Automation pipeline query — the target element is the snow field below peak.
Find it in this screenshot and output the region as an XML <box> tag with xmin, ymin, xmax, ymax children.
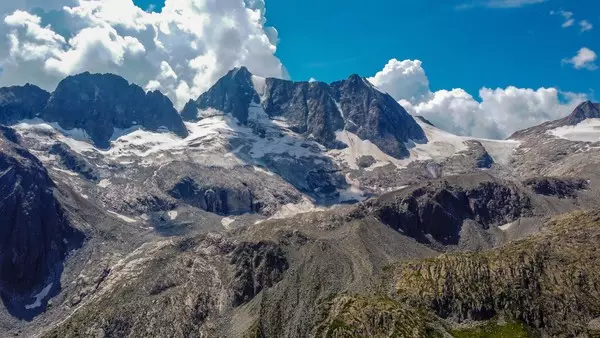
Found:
<box><xmin>548</xmin><ymin>118</ymin><xmax>600</xmax><ymax>143</ymax></box>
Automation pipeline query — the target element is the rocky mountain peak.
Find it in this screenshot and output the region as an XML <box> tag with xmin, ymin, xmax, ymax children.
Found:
<box><xmin>230</xmin><ymin>66</ymin><xmax>253</xmax><ymax>79</ymax></box>
<box><xmin>181</xmin><ymin>66</ymin><xmax>259</xmax><ymax>123</ymax></box>
<box><xmin>183</xmin><ymin>67</ymin><xmax>427</xmax><ymax>158</ymax></box>
<box><xmin>330</xmin><ymin>73</ymin><xmax>427</xmax><ymax>158</ymax></box>
<box><xmin>346</xmin><ymin>73</ymin><xmax>364</xmax><ymax>83</ymax></box>
<box><xmin>41</xmin><ymin>72</ymin><xmax>188</xmax><ymax>148</ymax></box>
<box><xmin>0</xmin><ymin>84</ymin><xmax>50</xmax><ymax>125</ymax></box>
<box><xmin>564</xmin><ymin>100</ymin><xmax>600</xmax><ymax>126</ymax></box>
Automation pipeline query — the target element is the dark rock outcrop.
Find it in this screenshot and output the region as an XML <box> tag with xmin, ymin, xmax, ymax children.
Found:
<box><xmin>168</xmin><ymin>176</ymin><xmax>256</xmax><ymax>215</ymax></box>
<box><xmin>0</xmin><ymin>132</ymin><xmax>84</xmax><ymax>315</ymax></box>
<box><xmin>523</xmin><ymin>177</ymin><xmax>588</xmax><ymax>199</ymax></box>
<box><xmin>365</xmin><ymin>176</ymin><xmax>532</xmax><ymax>245</ymax></box>
<box><xmin>0</xmin><ymin>125</ymin><xmax>21</xmax><ymax>144</ymax></box>
<box><xmin>42</xmin><ymin>72</ymin><xmax>188</xmax><ymax>148</ymax></box>
<box><xmin>0</xmin><ymin>84</ymin><xmax>50</xmax><ymax>124</ymax></box>
<box><xmin>163</xmin><ymin>164</ymin><xmax>304</xmax><ymax>216</ymax></box>
<box><xmin>229</xmin><ymin>241</ymin><xmax>288</xmax><ymax>306</ymax></box>
<box><xmin>356</xmin><ymin>155</ymin><xmax>377</xmax><ymax>168</ymax></box>
<box><xmin>49</xmin><ymin>143</ymin><xmax>98</xmax><ymax>181</ymax></box>
<box><xmin>463</xmin><ymin>141</ymin><xmax>494</xmax><ymax>169</ymax></box>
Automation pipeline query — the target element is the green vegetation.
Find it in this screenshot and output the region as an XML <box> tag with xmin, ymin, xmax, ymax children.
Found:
<box><xmin>313</xmin><ymin>294</ymin><xmax>444</xmax><ymax>338</ymax></box>
<box><xmin>391</xmin><ymin>210</ymin><xmax>600</xmax><ymax>337</ymax></box>
<box><xmin>451</xmin><ymin>320</ymin><xmax>533</xmax><ymax>338</ymax></box>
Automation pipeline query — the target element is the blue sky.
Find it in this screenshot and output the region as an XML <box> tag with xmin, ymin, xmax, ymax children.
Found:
<box><xmin>133</xmin><ymin>0</ymin><xmax>599</xmax><ymax>99</ymax></box>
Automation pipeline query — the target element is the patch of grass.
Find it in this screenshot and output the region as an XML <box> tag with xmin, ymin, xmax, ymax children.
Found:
<box><xmin>451</xmin><ymin>320</ymin><xmax>533</xmax><ymax>338</ymax></box>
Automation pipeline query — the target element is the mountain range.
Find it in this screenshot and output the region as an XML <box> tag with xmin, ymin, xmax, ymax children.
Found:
<box><xmin>0</xmin><ymin>68</ymin><xmax>600</xmax><ymax>337</ymax></box>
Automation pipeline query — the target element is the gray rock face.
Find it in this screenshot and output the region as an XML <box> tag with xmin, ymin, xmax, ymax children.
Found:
<box><xmin>182</xmin><ymin>67</ymin><xmax>258</xmax><ymax>124</ymax></box>
<box><xmin>330</xmin><ymin>74</ymin><xmax>427</xmax><ymax>158</ymax></box>
<box><xmin>561</xmin><ymin>101</ymin><xmax>600</xmax><ymax>126</ymax></box>
<box><xmin>49</xmin><ymin>143</ymin><xmax>98</xmax><ymax>181</ymax></box>
<box><xmin>161</xmin><ymin>163</ymin><xmax>303</xmax><ymax>216</ymax></box>
<box><xmin>507</xmin><ymin>100</ymin><xmax>600</xmax><ymax>181</ymax></box>
<box><xmin>182</xmin><ymin>67</ymin><xmax>426</xmax><ymax>158</ymax></box>
<box><xmin>364</xmin><ymin>174</ymin><xmax>532</xmax><ymax>245</ymax></box>
<box><xmin>262</xmin><ymin>78</ymin><xmax>346</xmax><ymax>149</ymax></box>
<box><xmin>229</xmin><ymin>241</ymin><xmax>288</xmax><ymax>307</ymax></box>
<box><xmin>169</xmin><ymin>176</ymin><xmax>256</xmax><ymax>215</ymax></box>
<box><xmin>42</xmin><ymin>72</ymin><xmax>188</xmax><ymax>148</ymax></box>
<box><xmin>0</xmin><ymin>84</ymin><xmax>50</xmax><ymax>124</ymax></box>
<box><xmin>0</xmin><ymin>132</ymin><xmax>84</xmax><ymax>316</ymax></box>
<box><xmin>523</xmin><ymin>177</ymin><xmax>588</xmax><ymax>199</ymax></box>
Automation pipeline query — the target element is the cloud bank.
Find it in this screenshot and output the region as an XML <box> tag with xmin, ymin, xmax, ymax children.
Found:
<box><xmin>0</xmin><ymin>0</ymin><xmax>286</xmax><ymax>109</ymax></box>
<box><xmin>368</xmin><ymin>59</ymin><xmax>587</xmax><ymax>139</ymax></box>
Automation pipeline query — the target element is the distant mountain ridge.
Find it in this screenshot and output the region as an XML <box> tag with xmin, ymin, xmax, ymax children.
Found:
<box><xmin>510</xmin><ymin>100</ymin><xmax>600</xmax><ymax>140</ymax></box>
<box><xmin>183</xmin><ymin>67</ymin><xmax>427</xmax><ymax>158</ymax></box>
<box><xmin>0</xmin><ymin>73</ymin><xmax>188</xmax><ymax>148</ymax></box>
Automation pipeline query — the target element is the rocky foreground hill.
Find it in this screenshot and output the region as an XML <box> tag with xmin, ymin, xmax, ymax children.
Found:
<box><xmin>0</xmin><ymin>69</ymin><xmax>599</xmax><ymax>337</ymax></box>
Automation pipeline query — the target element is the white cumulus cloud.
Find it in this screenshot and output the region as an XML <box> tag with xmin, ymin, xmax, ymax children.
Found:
<box><xmin>579</xmin><ymin>20</ymin><xmax>593</xmax><ymax>32</ymax></box>
<box><xmin>485</xmin><ymin>0</ymin><xmax>547</xmax><ymax>8</ymax></box>
<box><xmin>369</xmin><ymin>59</ymin><xmax>587</xmax><ymax>139</ymax></box>
<box><xmin>550</xmin><ymin>10</ymin><xmax>575</xmax><ymax>28</ymax></box>
<box><xmin>367</xmin><ymin>59</ymin><xmax>430</xmax><ymax>104</ymax></box>
<box><xmin>563</xmin><ymin>47</ymin><xmax>598</xmax><ymax>71</ymax></box>
<box><xmin>0</xmin><ymin>0</ymin><xmax>287</xmax><ymax>109</ymax></box>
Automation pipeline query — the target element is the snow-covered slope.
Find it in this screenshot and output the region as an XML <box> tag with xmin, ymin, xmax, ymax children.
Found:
<box><xmin>548</xmin><ymin>118</ymin><xmax>600</xmax><ymax>143</ymax></box>
<box><xmin>328</xmin><ymin>119</ymin><xmax>520</xmax><ymax>170</ymax></box>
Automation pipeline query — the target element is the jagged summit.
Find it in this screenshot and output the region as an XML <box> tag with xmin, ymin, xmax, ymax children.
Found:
<box><xmin>181</xmin><ymin>66</ymin><xmax>259</xmax><ymax>124</ymax></box>
<box><xmin>563</xmin><ymin>100</ymin><xmax>600</xmax><ymax>126</ymax></box>
<box><xmin>43</xmin><ymin>72</ymin><xmax>189</xmax><ymax>148</ymax></box>
<box><xmin>509</xmin><ymin>100</ymin><xmax>600</xmax><ymax>140</ymax></box>
<box><xmin>0</xmin><ymin>72</ymin><xmax>189</xmax><ymax>148</ymax></box>
<box><xmin>0</xmin><ymin>84</ymin><xmax>50</xmax><ymax>125</ymax></box>
<box><xmin>182</xmin><ymin>67</ymin><xmax>427</xmax><ymax>158</ymax></box>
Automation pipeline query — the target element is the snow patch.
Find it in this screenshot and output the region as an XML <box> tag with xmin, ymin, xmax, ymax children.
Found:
<box><xmin>548</xmin><ymin>119</ymin><xmax>600</xmax><ymax>143</ymax></box>
<box><xmin>270</xmin><ymin>198</ymin><xmax>323</xmax><ymax>220</ymax></box>
<box><xmin>107</xmin><ymin>210</ymin><xmax>137</xmax><ymax>223</ymax></box>
<box><xmin>330</xmin><ymin>130</ymin><xmax>402</xmax><ymax>170</ymax></box>
<box><xmin>499</xmin><ymin>221</ymin><xmax>515</xmax><ymax>231</ymax></box>
<box><xmin>330</xmin><ymin>119</ymin><xmax>520</xmax><ymax>170</ymax></box>
<box><xmin>476</xmin><ymin>139</ymin><xmax>521</xmax><ymax>166</ymax></box>
<box><xmin>52</xmin><ymin>167</ymin><xmax>79</xmax><ymax>176</ymax></box>
<box><xmin>248</xmin><ymin>101</ymin><xmax>270</xmax><ymax>125</ymax></box>
<box><xmin>25</xmin><ymin>283</ymin><xmax>53</xmax><ymax>310</ymax></box>
<box><xmin>251</xmin><ymin>75</ymin><xmax>267</xmax><ymax>97</ymax></box>
<box><xmin>334</xmin><ymin>99</ymin><xmax>345</xmax><ymax>120</ymax></box>
<box><xmin>413</xmin><ymin>119</ymin><xmax>520</xmax><ymax>167</ymax></box>
<box><xmin>253</xmin><ymin>166</ymin><xmax>275</xmax><ymax>176</ymax></box>
<box><xmin>221</xmin><ymin>217</ymin><xmax>235</xmax><ymax>229</ymax></box>
<box><xmin>339</xmin><ymin>173</ymin><xmax>367</xmax><ymax>202</ymax></box>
